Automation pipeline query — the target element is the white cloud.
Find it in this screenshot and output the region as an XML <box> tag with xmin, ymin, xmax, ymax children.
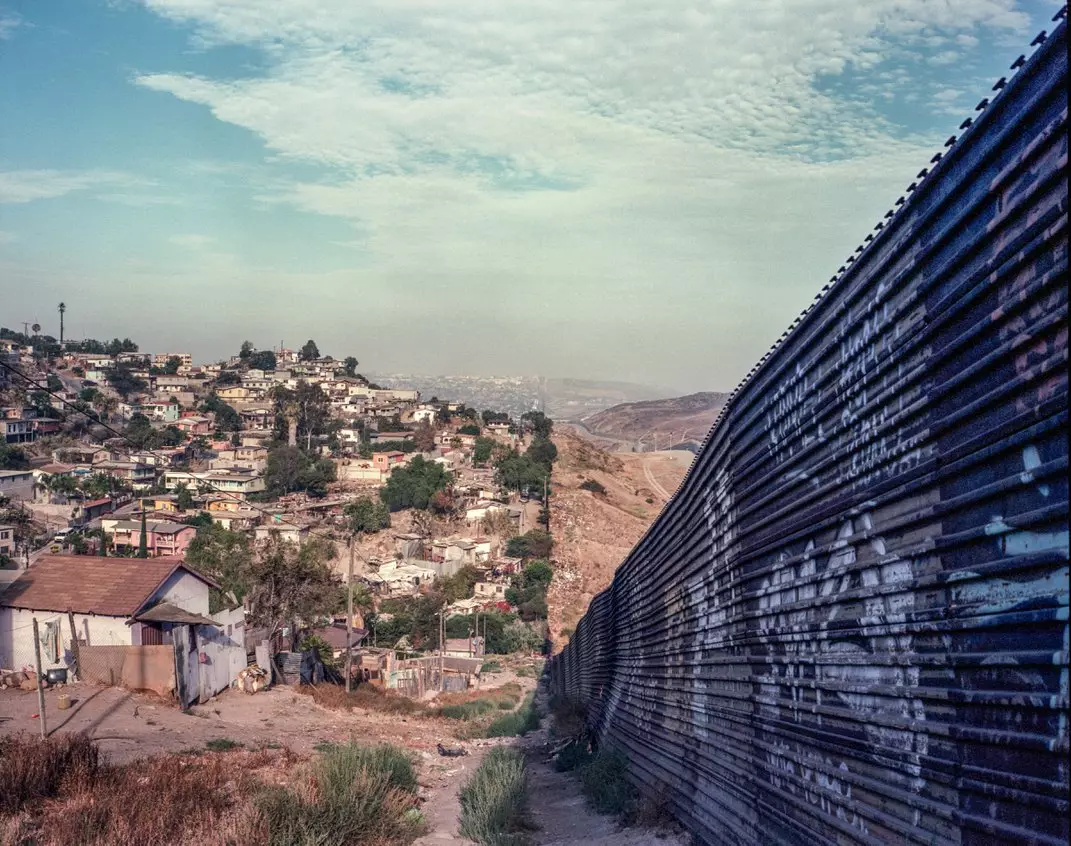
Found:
<box><xmin>119</xmin><ymin>0</ymin><xmax>1039</xmax><ymax>386</ymax></box>
<box><xmin>0</xmin><ymin>10</ymin><xmax>21</xmax><ymax>40</ymax></box>
<box><xmin>0</xmin><ymin>230</ymin><xmax>17</xmax><ymax>244</ymax></box>
<box><xmin>0</xmin><ymin>169</ymin><xmax>136</xmax><ymax>204</ymax></box>
<box><xmin>169</xmin><ymin>233</ymin><xmax>216</xmax><ymax>248</ymax></box>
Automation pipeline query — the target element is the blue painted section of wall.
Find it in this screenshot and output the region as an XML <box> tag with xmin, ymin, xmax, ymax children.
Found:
<box><xmin>549</xmin><ymin>20</ymin><xmax>1068</xmax><ymax>846</ymax></box>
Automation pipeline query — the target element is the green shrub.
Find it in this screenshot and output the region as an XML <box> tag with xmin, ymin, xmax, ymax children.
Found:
<box><xmin>459</xmin><ymin>747</ymin><xmax>530</xmax><ymax>845</ymax></box>
<box><xmin>257</xmin><ymin>742</ymin><xmax>422</xmax><ymax>846</ymax></box>
<box><xmin>579</xmin><ymin>748</ymin><xmax>636</xmax><ymax>816</ymax></box>
<box><xmin>484</xmin><ymin>694</ymin><xmax>541</xmax><ymax>738</ymax></box>
<box><xmin>204</xmin><ymin>738</ymin><xmax>243</xmax><ymax>752</ymax></box>
<box><xmin>480</xmin><ymin>660</ymin><xmax>502</xmax><ymax>673</ymax></box>
<box><xmin>579</xmin><ymin>479</ymin><xmax>606</xmax><ymax>495</ymax></box>
<box><xmin>553</xmin><ymin>741</ymin><xmax>592</xmax><ymax>773</ymax></box>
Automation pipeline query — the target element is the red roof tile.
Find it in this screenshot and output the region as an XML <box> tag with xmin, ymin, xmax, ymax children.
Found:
<box><xmin>0</xmin><ymin>555</ymin><xmax>213</xmax><ymax>617</ymax></box>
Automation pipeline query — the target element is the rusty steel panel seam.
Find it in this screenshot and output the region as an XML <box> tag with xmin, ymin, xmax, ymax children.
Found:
<box><xmin>549</xmin><ymin>17</ymin><xmax>1068</xmax><ymax>846</ymax></box>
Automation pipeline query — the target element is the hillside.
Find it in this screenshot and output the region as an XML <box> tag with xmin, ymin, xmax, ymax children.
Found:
<box><xmin>578</xmin><ymin>391</ymin><xmax>730</xmax><ymax>450</ymax></box>
<box><xmin>547</xmin><ymin>431</ymin><xmax>691</xmax><ymax>650</ymax></box>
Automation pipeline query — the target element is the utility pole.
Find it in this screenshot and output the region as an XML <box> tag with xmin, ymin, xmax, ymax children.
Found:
<box><xmin>345</xmin><ymin>535</ymin><xmax>355</xmax><ymax>694</ymax></box>
<box><xmin>32</xmin><ymin>618</ymin><xmax>47</xmax><ymax>739</ymax></box>
<box><xmin>438</xmin><ymin>609</ymin><xmax>445</xmax><ymax>692</ymax></box>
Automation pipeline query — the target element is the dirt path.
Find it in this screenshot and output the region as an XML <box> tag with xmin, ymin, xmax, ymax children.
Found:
<box><xmin>643</xmin><ymin>458</ymin><xmax>671</xmax><ymax>500</ymax></box>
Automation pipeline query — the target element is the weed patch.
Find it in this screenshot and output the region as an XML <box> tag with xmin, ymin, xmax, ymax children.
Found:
<box><xmin>297</xmin><ymin>682</ymin><xmax>423</xmax><ymax>715</ymax></box>
<box><xmin>579</xmin><ymin>748</ymin><xmax>636</xmax><ymax>816</ymax></box>
<box><xmin>483</xmin><ymin>694</ymin><xmax>541</xmax><ymax>738</ymax></box>
<box><xmin>205</xmin><ymin>738</ymin><xmax>244</xmax><ymax>752</ymax></box>
<box><xmin>256</xmin><ymin>741</ymin><xmax>423</xmax><ymax>846</ymax></box>
<box><xmin>0</xmin><ymin>733</ymin><xmax>100</xmax><ymax>814</ymax></box>
<box><xmin>459</xmin><ymin>747</ymin><xmax>530</xmax><ymax>846</ymax></box>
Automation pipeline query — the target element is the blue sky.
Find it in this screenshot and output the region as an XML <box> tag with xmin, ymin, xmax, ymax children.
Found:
<box><xmin>0</xmin><ymin>0</ymin><xmax>1059</xmax><ymax>392</ymax></box>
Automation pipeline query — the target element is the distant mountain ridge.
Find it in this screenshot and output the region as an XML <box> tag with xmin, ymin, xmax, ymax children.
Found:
<box><xmin>580</xmin><ymin>391</ymin><xmax>730</xmax><ymax>448</ymax></box>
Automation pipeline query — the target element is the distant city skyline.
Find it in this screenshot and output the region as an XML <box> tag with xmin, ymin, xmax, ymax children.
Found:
<box><xmin>1</xmin><ymin>1</ymin><xmax>1059</xmax><ymax>393</ymax></box>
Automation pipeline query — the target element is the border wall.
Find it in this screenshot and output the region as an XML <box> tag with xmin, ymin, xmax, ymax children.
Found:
<box><xmin>548</xmin><ymin>20</ymin><xmax>1068</xmax><ymax>846</ymax></box>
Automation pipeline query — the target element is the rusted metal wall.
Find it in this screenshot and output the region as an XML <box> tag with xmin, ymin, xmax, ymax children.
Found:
<box><xmin>549</xmin><ymin>19</ymin><xmax>1068</xmax><ymax>846</ymax></box>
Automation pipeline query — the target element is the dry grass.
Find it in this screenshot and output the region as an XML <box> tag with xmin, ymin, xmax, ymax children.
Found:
<box><xmin>0</xmin><ymin>735</ymin><xmax>289</xmax><ymax>845</ymax></box>
<box><xmin>296</xmin><ymin>682</ymin><xmax>424</xmax><ymax>715</ymax></box>
<box><xmin>0</xmin><ymin>733</ymin><xmax>421</xmax><ymax>846</ymax></box>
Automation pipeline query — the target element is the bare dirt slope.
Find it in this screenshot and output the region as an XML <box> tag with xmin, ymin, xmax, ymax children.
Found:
<box><xmin>548</xmin><ymin>432</ymin><xmax>690</xmax><ymax>649</ymax></box>
<box><xmin>580</xmin><ymin>391</ymin><xmax>730</xmax><ymax>450</ymax></box>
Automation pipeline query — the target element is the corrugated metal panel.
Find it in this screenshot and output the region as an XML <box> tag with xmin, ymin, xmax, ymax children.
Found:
<box><xmin>550</xmin><ymin>20</ymin><xmax>1068</xmax><ymax>846</ymax></box>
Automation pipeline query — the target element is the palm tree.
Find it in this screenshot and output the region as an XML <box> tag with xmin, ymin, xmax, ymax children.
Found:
<box><xmin>57</xmin><ymin>302</ymin><xmax>66</xmax><ymax>345</ymax></box>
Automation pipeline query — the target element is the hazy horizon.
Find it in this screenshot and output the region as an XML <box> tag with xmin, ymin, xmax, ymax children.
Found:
<box><xmin>1</xmin><ymin>1</ymin><xmax>1058</xmax><ymax>394</ymax></box>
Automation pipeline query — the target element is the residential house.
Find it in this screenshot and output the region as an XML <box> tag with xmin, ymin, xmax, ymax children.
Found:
<box><xmin>475</xmin><ymin>581</ymin><xmax>508</xmax><ymax>601</ymax></box>
<box><xmin>336</xmin><ymin>459</ymin><xmax>387</xmax><ymax>483</ymax></box>
<box><xmin>443</xmin><ymin>637</ymin><xmax>485</xmax><ymax>658</ymax></box>
<box><xmin>153</xmin><ymin>352</ymin><xmax>193</xmax><ymax>368</ymax></box>
<box><xmin>0</xmin><ymin>469</ymin><xmax>35</xmax><ymax>501</ymax></box>
<box><xmin>103</xmin><ymin>519</ymin><xmax>197</xmax><ymax>557</ymax></box>
<box><xmin>83</xmin><ymin>356</ymin><xmax>115</xmax><ymax>371</ymax></box>
<box><xmin>207</xmin><ymin>509</ymin><xmax>259</xmax><ymax>532</ymax></box>
<box><xmin>486</xmin><ymin>421</ymin><xmax>512</xmax><ymax>435</ymax></box>
<box><xmin>0</xmin><ymin>525</ymin><xmax>14</xmax><ymax>559</ymax></box>
<box><xmin>217</xmin><ymin>386</ymin><xmax>262</xmax><ymax>402</ymax></box>
<box><xmin>174</xmin><ymin>416</ymin><xmax>212</xmax><ymax>436</ymax></box>
<box><xmin>0</xmin><ymin>556</ymin><xmax>230</xmax><ymax>686</ymax></box>
<box><xmin>1</xmin><ymin>408</ymin><xmax>35</xmax><ymax>444</ymax></box>
<box><xmin>164</xmin><ymin>470</ymin><xmax>265</xmax><ymax>498</ymax></box>
<box><xmin>370</xmin><ymin>431</ymin><xmax>413</xmax><ymax>444</ymax></box>
<box><xmin>241</xmin><ymin>376</ymin><xmax>275</xmax><ymax>392</ymax></box>
<box><xmin>254</xmin><ymin>522</ymin><xmax>310</xmax><ymax>545</ymax></box>
<box><xmin>75</xmin><ymin>497</ymin><xmax>116</xmax><ymax>525</ymax></box>
<box><xmin>363</xmin><ymin>561</ymin><xmax>437</xmax><ymax>597</ymax></box>
<box><xmin>410</xmin><ymin>405</ymin><xmax>437</xmax><ymax>424</ymax></box>
<box><xmin>372</xmin><ymin>451</ymin><xmax>407</xmax><ymax>475</ymax></box>
<box><xmin>209</xmin><ymin>445</ymin><xmax>267</xmax><ymax>472</ymax></box>
<box><xmin>466</xmin><ymin>501</ymin><xmax>508</xmax><ymax>524</ymax></box>
<box><xmin>154</xmin><ymin>376</ymin><xmax>190</xmax><ymax>393</ymax></box>
<box><xmin>239</xmin><ymin>406</ymin><xmax>273</xmax><ymax>429</ymax></box>
<box><xmin>94</xmin><ymin>461</ymin><xmax>156</xmax><ymax>490</ymax></box>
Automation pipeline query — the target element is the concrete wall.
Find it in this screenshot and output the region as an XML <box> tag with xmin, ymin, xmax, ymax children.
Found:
<box><xmin>549</xmin><ymin>27</ymin><xmax>1069</xmax><ymax>846</ymax></box>
<box><xmin>0</xmin><ymin>607</ymin><xmax>134</xmax><ymax>672</ymax></box>
<box><xmin>78</xmin><ymin>644</ymin><xmax>176</xmax><ymax>697</ymax></box>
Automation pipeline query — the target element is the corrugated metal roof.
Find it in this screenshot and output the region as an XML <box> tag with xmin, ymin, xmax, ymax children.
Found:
<box><xmin>0</xmin><ymin>555</ymin><xmax>215</xmax><ymax>616</ymax></box>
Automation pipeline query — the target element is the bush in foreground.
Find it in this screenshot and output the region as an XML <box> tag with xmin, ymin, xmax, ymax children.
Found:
<box><xmin>0</xmin><ymin>733</ymin><xmax>100</xmax><ymax>814</ymax></box>
<box><xmin>483</xmin><ymin>694</ymin><xmax>541</xmax><ymax>738</ymax></box>
<box><xmin>257</xmin><ymin>741</ymin><xmax>423</xmax><ymax>846</ymax></box>
<box><xmin>579</xmin><ymin>747</ymin><xmax>636</xmax><ymax>816</ymax></box>
<box><xmin>459</xmin><ymin>747</ymin><xmax>530</xmax><ymax>846</ymax></box>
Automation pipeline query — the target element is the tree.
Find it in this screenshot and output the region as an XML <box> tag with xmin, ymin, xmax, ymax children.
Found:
<box><xmin>505</xmin><ymin>529</ymin><xmax>553</xmax><ymax>560</ymax></box>
<box><xmin>175</xmin><ymin>483</ymin><xmax>195</xmax><ymax>511</ymax></box>
<box><xmin>439</xmin><ymin>565</ymin><xmax>481</xmax><ymax>603</ymax></box>
<box><xmin>184</xmin><ymin>524</ymin><xmax>254</xmax><ymax>612</ymax></box>
<box><xmin>473</xmin><ymin>437</ymin><xmax>495</xmax><ymax>465</ymax></box>
<box><xmin>105</xmin><ymin>363</ymin><xmax>147</xmax><ymax>398</ymax></box>
<box><xmin>527</xmin><ymin>435</ymin><xmax>558</xmax><ymax>469</ymax></box>
<box><xmin>138</xmin><ymin>511</ymin><xmax>148</xmax><ymax>559</ymax></box>
<box><xmin>458</xmin><ymin>423</ymin><xmax>481</xmax><ymax>436</ymax></box>
<box><xmin>504</xmin><ymin>559</ymin><xmax>553</xmax><ymax>622</ymax></box>
<box><xmin>201</xmin><ymin>393</ymin><xmax>242</xmax><ymax>433</ymax></box>
<box><xmin>481</xmin><ymin>410</ymin><xmax>509</xmax><ymax>425</ymax></box>
<box><xmin>265</xmin><ymin>445</ymin><xmax>337</xmax><ymax>497</ymax></box>
<box><xmin>379</xmin><ymin>456</ymin><xmax>451</xmax><ymax>511</ymax></box>
<box><xmin>215</xmin><ymin>370</ymin><xmax>241</xmax><ymax>387</ymax></box>
<box><xmin>521</xmin><ymin>411</ymin><xmax>553</xmax><ymax>438</ymax></box>
<box><xmin>299</xmin><ymin>339</ymin><xmax>320</xmax><ymax>361</ymax></box>
<box><xmin>244</xmin><ymin>536</ymin><xmax>340</xmax><ymax>644</ymax></box>
<box><xmin>344</xmin><ymin>497</ymin><xmax>391</xmax><ymax>535</ymax></box>
<box><xmin>239</xmin><ymin>340</ymin><xmax>254</xmax><ymax>361</ymax></box>
<box><xmin>0</xmin><ymin>443</ymin><xmax>29</xmax><ymax>470</ymax></box>
<box><xmin>248</xmin><ymin>349</ymin><xmax>276</xmax><ymax>371</ymax></box>
<box><xmin>413</xmin><ymin>421</ymin><xmax>436</xmax><ymax>453</ymax></box>
<box><xmin>271</xmin><ymin>381</ymin><xmax>330</xmax><ymax>450</ymax></box>
<box><xmin>342</xmin><ymin>356</ymin><xmax>359</xmax><ymax>377</ymax></box>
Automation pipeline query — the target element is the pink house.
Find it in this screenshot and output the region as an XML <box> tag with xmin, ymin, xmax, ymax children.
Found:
<box><xmin>108</xmin><ymin>520</ymin><xmax>196</xmax><ymax>557</ymax></box>
<box><xmin>174</xmin><ymin>416</ymin><xmax>212</xmax><ymax>435</ymax></box>
<box><xmin>372</xmin><ymin>451</ymin><xmax>407</xmax><ymax>473</ymax></box>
